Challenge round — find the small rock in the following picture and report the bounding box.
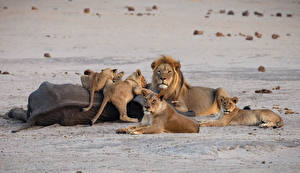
[242,10,249,16]
[126,6,135,11]
[239,32,246,37]
[227,33,231,37]
[258,65,266,72]
[193,30,204,35]
[75,72,80,75]
[136,13,143,16]
[262,161,266,164]
[272,86,280,90]
[64,72,68,75]
[254,11,263,17]
[227,10,234,15]
[272,34,280,39]
[76,171,82,173]
[216,32,224,37]
[286,33,291,36]
[83,8,90,14]
[96,13,101,17]
[3,6,8,10]
[286,14,292,17]
[219,10,226,14]
[152,5,158,10]
[1,71,9,75]
[255,32,262,38]
[276,12,282,17]
[205,15,209,18]
[32,6,38,10]
[145,7,152,12]
[255,89,272,94]
[242,91,247,93]
[245,35,253,40]
[44,53,51,58]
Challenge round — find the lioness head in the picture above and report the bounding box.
[151,55,181,90]
[126,69,147,88]
[218,96,239,114]
[141,89,165,115]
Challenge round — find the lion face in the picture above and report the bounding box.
[141,89,165,115]
[126,69,147,88]
[151,56,181,91]
[219,96,239,114]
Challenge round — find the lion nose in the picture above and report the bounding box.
[145,105,150,109]
[160,77,166,81]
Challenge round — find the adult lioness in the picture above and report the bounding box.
[89,69,147,125]
[116,89,199,134]
[151,55,230,116]
[199,96,284,128]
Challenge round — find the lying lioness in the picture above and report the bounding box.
[89,69,147,125]
[81,68,119,112]
[116,89,200,134]
[199,96,284,128]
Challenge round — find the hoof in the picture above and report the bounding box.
[81,108,88,112]
[88,120,94,126]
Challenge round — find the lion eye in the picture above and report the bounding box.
[152,100,156,104]
[168,71,172,74]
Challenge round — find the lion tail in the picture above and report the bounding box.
[276,117,284,128]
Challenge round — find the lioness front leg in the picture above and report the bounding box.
[130,126,164,135]
[171,100,189,112]
[116,125,149,134]
[199,119,230,127]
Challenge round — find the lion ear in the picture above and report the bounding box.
[174,61,181,71]
[84,69,93,75]
[232,97,239,104]
[151,61,156,70]
[136,69,142,76]
[112,69,118,73]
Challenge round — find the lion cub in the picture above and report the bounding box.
[199,96,283,128]
[116,89,200,134]
[81,68,119,112]
[89,69,147,125]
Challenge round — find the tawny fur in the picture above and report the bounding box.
[116,89,200,134]
[81,68,119,112]
[199,96,284,128]
[89,69,147,125]
[151,55,230,116]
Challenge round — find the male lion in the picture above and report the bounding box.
[151,55,230,116]
[116,89,200,134]
[89,69,147,125]
[199,96,284,128]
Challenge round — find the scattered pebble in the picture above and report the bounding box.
[285,109,294,114]
[272,86,280,90]
[32,6,38,10]
[76,171,82,173]
[193,30,204,35]
[219,10,226,14]
[245,35,253,40]
[3,6,8,10]
[137,13,143,16]
[272,34,280,39]
[44,53,51,58]
[286,33,291,36]
[216,32,224,37]
[1,71,10,75]
[287,14,292,17]
[152,5,158,10]
[145,7,152,12]
[126,6,135,11]
[227,10,234,15]
[255,89,272,94]
[239,33,246,37]
[255,32,262,38]
[242,10,249,16]
[258,65,266,72]
[45,35,51,37]
[262,161,266,164]
[75,72,80,75]
[276,12,282,17]
[227,33,231,37]
[83,8,90,14]
[242,91,247,93]
[96,13,101,17]
[254,11,263,17]
[64,72,68,75]
[205,15,209,18]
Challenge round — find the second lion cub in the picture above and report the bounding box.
[89,69,147,125]
[199,96,283,128]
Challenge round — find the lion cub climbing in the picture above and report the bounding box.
[116,89,200,134]
[199,96,283,128]
[89,69,147,125]
[81,68,120,112]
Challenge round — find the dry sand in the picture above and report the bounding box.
[1,0,300,172]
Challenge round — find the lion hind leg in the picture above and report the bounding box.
[82,88,96,112]
[116,104,139,123]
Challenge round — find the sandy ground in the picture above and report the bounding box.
[1,0,300,172]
